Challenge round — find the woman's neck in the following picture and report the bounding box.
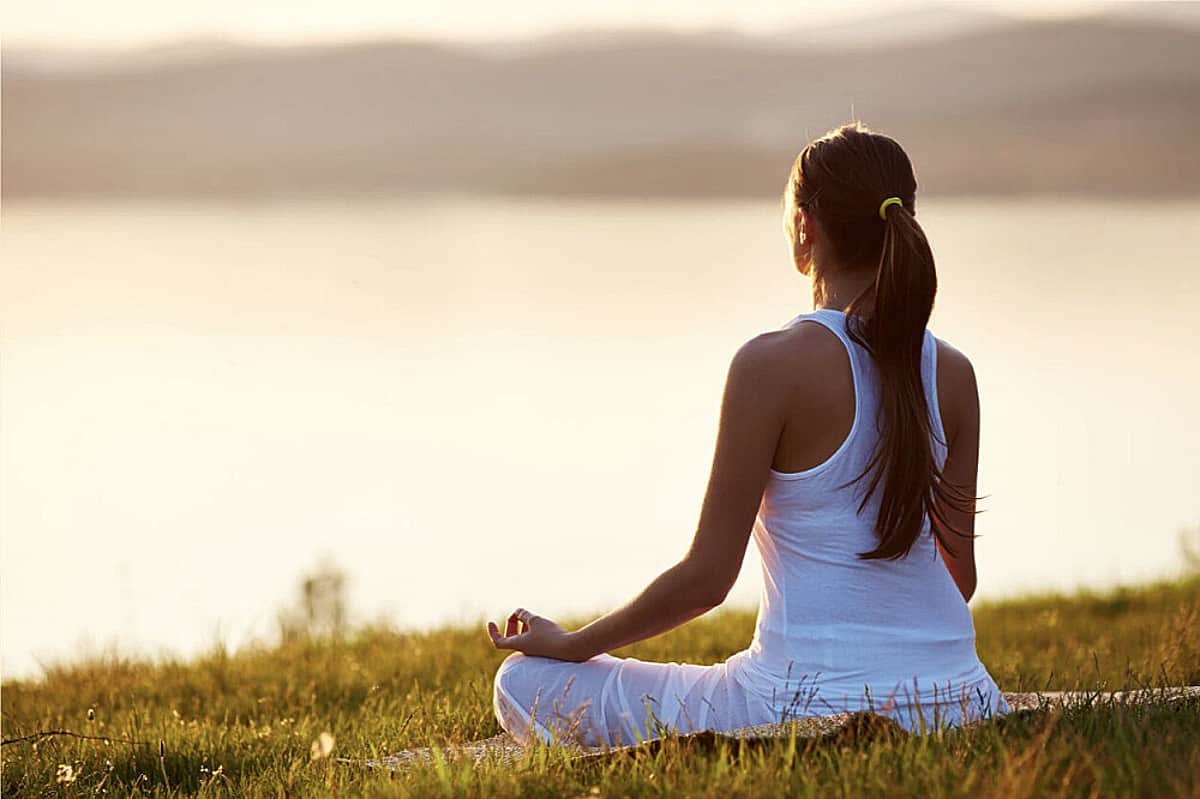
[811,264,876,313]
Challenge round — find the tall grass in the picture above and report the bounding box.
[2,576,1197,797]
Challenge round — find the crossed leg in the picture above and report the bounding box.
[492,651,756,748]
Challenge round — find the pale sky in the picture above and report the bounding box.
[2,0,1131,51]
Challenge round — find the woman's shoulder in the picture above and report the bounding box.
[746,315,848,371]
[932,335,979,441]
[729,319,854,411]
[933,336,977,393]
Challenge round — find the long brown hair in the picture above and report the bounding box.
[784,121,976,560]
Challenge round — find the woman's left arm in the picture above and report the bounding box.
[488,334,790,661]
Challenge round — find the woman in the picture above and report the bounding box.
[487,121,1010,747]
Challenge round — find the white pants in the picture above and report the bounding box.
[493,650,1011,746]
[492,651,772,748]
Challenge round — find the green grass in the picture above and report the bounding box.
[3,576,1198,797]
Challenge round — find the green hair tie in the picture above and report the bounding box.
[878,196,903,220]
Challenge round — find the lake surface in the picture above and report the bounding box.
[2,196,1198,680]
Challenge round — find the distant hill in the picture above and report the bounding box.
[4,16,1199,200]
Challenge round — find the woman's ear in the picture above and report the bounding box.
[793,209,814,274]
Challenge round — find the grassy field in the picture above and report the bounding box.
[2,576,1198,797]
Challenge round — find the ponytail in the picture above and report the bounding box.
[842,199,975,559]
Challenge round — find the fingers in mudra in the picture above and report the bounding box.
[486,619,509,646]
[516,608,540,631]
[488,608,532,648]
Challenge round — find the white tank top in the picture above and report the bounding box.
[728,308,1009,729]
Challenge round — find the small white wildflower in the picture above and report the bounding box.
[55,764,77,785]
[310,731,335,760]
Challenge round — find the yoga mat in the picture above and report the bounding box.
[337,686,1200,771]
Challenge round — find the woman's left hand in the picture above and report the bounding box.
[487,608,591,662]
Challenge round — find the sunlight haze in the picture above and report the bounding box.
[2,0,1156,51]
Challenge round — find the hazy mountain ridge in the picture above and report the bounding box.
[0,4,1018,74]
[4,16,1199,199]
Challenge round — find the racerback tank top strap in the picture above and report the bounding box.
[781,308,947,476]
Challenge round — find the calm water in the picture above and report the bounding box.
[2,196,1198,680]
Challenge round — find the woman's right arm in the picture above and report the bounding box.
[933,340,980,602]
